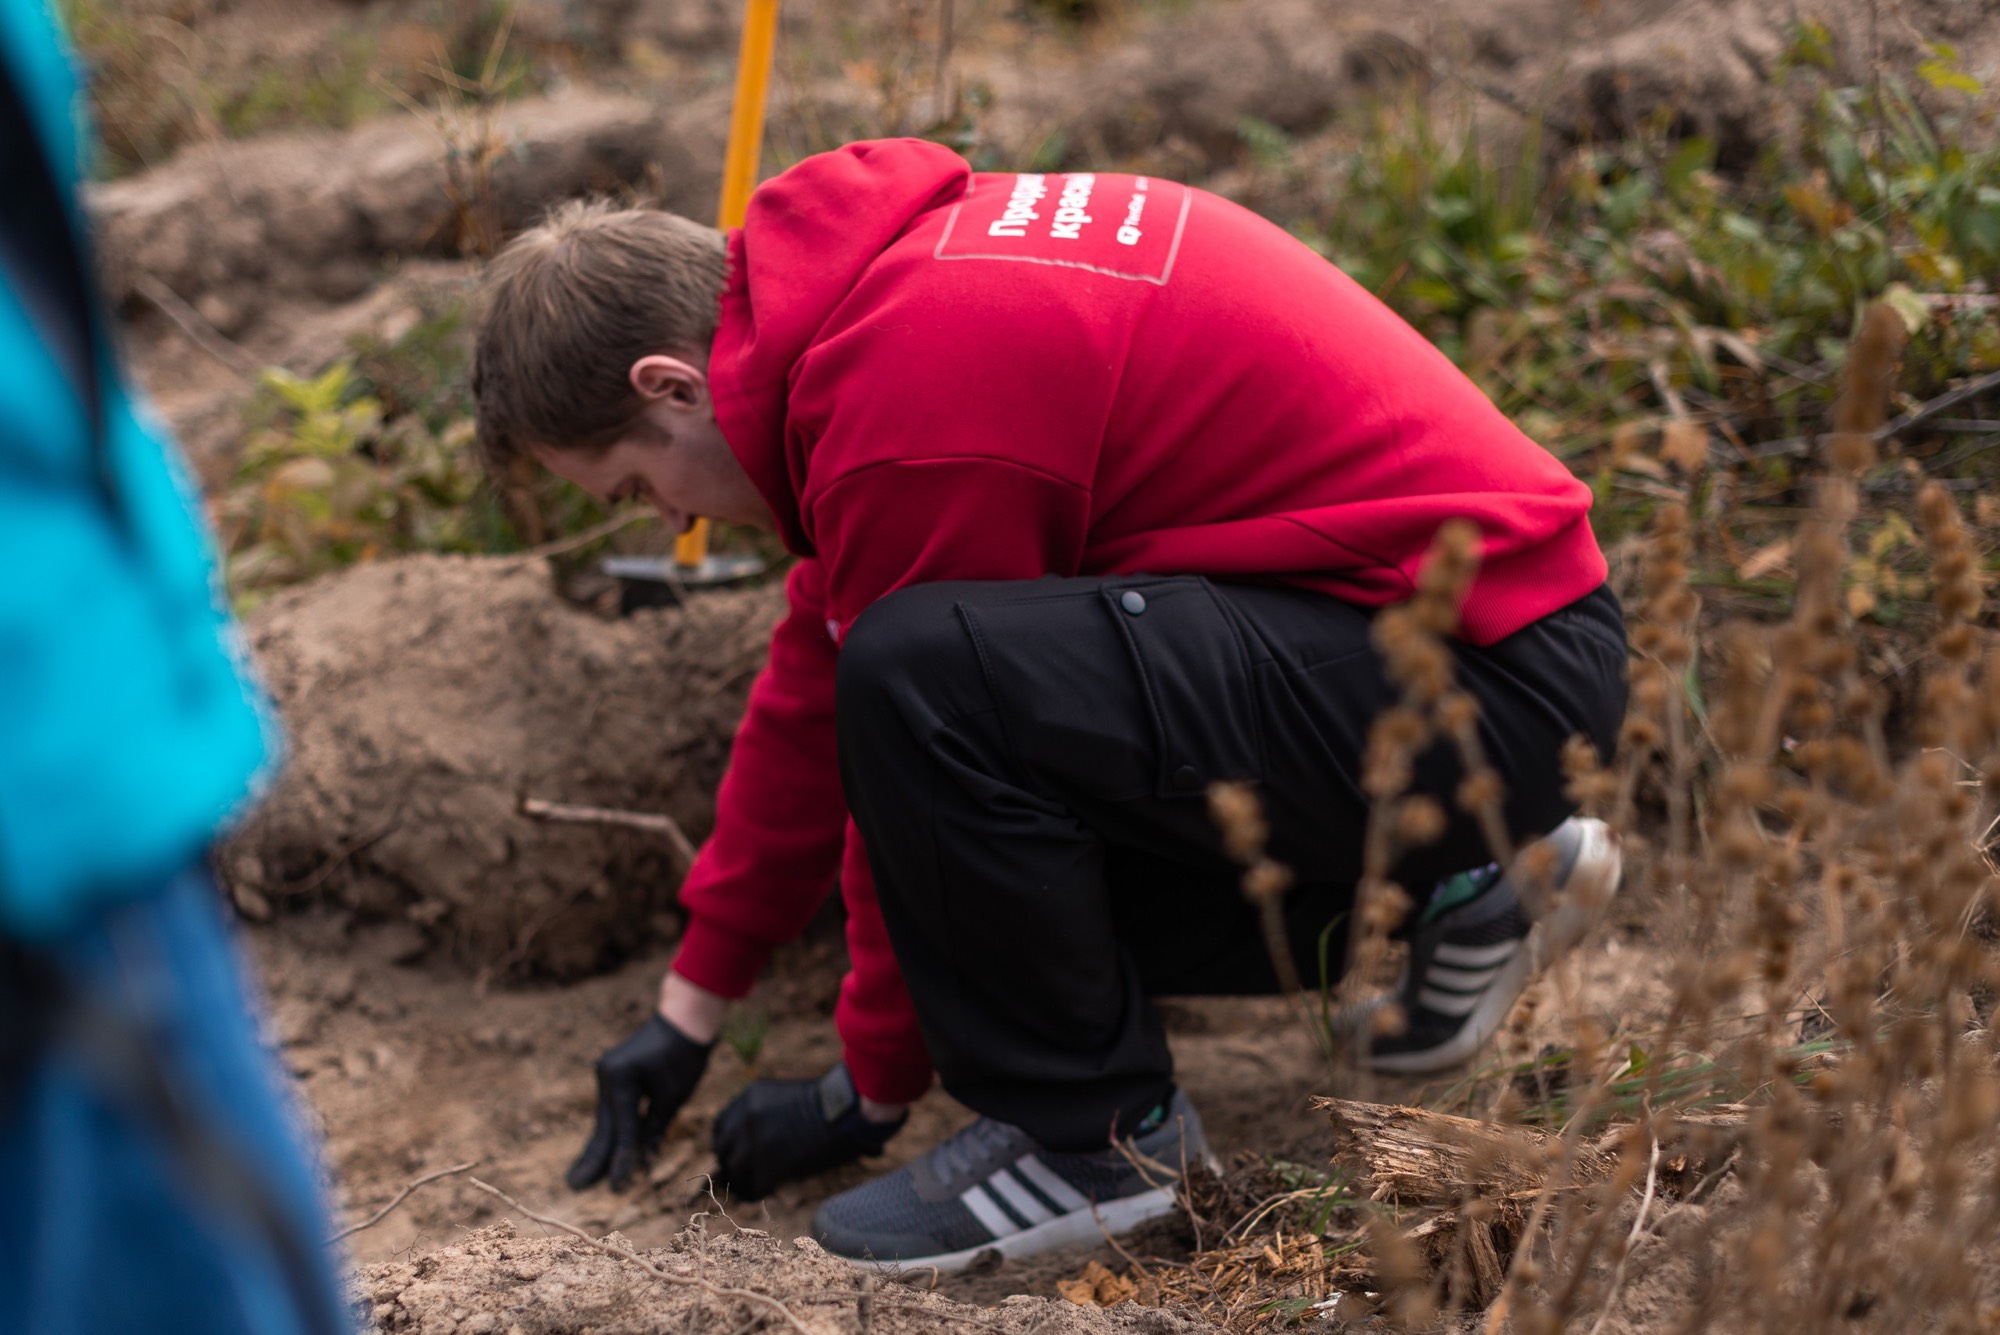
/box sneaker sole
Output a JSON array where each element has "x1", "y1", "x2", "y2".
[
  {"x1": 1367, "y1": 820, "x2": 1623, "y2": 1076},
  {"x1": 829, "y1": 1183, "x2": 1183, "y2": 1276}
]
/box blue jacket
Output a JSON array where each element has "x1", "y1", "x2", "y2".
[{"x1": 0, "y1": 2, "x2": 274, "y2": 937}]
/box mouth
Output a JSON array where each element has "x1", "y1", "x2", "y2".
[{"x1": 613, "y1": 480, "x2": 692, "y2": 535}]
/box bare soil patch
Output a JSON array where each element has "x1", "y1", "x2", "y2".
[
  {"x1": 93, "y1": 88, "x2": 727, "y2": 332},
  {"x1": 266, "y1": 909, "x2": 1351, "y2": 1299},
  {"x1": 227, "y1": 555, "x2": 781, "y2": 978},
  {"x1": 360, "y1": 1219, "x2": 1217, "y2": 1333},
  {"x1": 259, "y1": 806, "x2": 1673, "y2": 1320}
]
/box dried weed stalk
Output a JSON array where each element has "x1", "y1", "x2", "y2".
[
  {"x1": 1161, "y1": 299, "x2": 2000, "y2": 1334},
  {"x1": 1348, "y1": 521, "x2": 1510, "y2": 1030},
  {"x1": 1491, "y1": 297, "x2": 2000, "y2": 1335},
  {"x1": 1209, "y1": 780, "x2": 1301, "y2": 998},
  {"x1": 377, "y1": 12, "x2": 516, "y2": 260}
]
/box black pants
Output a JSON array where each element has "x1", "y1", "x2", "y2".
[{"x1": 835, "y1": 576, "x2": 1628, "y2": 1150}]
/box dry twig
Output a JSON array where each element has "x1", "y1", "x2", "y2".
[
  {"x1": 329, "y1": 1161, "x2": 479, "y2": 1244},
  {"x1": 1585, "y1": 1135, "x2": 1662, "y2": 1335},
  {"x1": 1319, "y1": 1098, "x2": 1616, "y2": 1212},
  {"x1": 133, "y1": 272, "x2": 260, "y2": 378},
  {"x1": 521, "y1": 510, "x2": 654, "y2": 560},
  {"x1": 518, "y1": 796, "x2": 699, "y2": 868},
  {"x1": 1877, "y1": 369, "x2": 2000, "y2": 443}
]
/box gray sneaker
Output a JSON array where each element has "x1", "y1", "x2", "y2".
[
  {"x1": 811, "y1": 1088, "x2": 1207, "y2": 1272},
  {"x1": 1368, "y1": 816, "x2": 1621, "y2": 1074}
]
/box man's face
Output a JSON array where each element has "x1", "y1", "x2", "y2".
[
  {"x1": 538, "y1": 415, "x2": 750, "y2": 537},
  {"x1": 532, "y1": 354, "x2": 773, "y2": 534}
]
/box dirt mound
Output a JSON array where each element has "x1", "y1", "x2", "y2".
[
  {"x1": 1057, "y1": 0, "x2": 2000, "y2": 177},
  {"x1": 101, "y1": 0, "x2": 2000, "y2": 342},
  {"x1": 1065, "y1": 0, "x2": 1372, "y2": 170},
  {"x1": 89, "y1": 88, "x2": 729, "y2": 336},
  {"x1": 1537, "y1": 0, "x2": 2000, "y2": 169},
  {"x1": 224, "y1": 554, "x2": 783, "y2": 978},
  {"x1": 362, "y1": 1220, "x2": 1217, "y2": 1333}
]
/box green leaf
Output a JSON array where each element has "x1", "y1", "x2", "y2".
[
  {"x1": 1783, "y1": 19, "x2": 1836, "y2": 71},
  {"x1": 1257, "y1": 1297, "x2": 1320, "y2": 1321},
  {"x1": 1682, "y1": 658, "x2": 1708, "y2": 727},
  {"x1": 1880, "y1": 283, "x2": 1932, "y2": 335},
  {"x1": 1919, "y1": 44, "x2": 1982, "y2": 97},
  {"x1": 1664, "y1": 137, "x2": 1717, "y2": 200}
]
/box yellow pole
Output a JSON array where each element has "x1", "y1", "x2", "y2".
[{"x1": 676, "y1": 0, "x2": 783, "y2": 571}]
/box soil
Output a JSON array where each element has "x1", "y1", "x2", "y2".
[
  {"x1": 275, "y1": 921, "x2": 1681, "y2": 1332},
  {"x1": 360, "y1": 1220, "x2": 1216, "y2": 1333},
  {"x1": 76, "y1": 0, "x2": 1997, "y2": 1326},
  {"x1": 226, "y1": 555, "x2": 782, "y2": 978},
  {"x1": 254, "y1": 720, "x2": 1677, "y2": 1322},
  {"x1": 269, "y1": 909, "x2": 1349, "y2": 1298}
]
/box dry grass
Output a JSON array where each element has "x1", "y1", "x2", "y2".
[{"x1": 1069, "y1": 300, "x2": 2000, "y2": 1333}]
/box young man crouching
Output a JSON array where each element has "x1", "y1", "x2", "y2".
[{"x1": 472, "y1": 139, "x2": 1627, "y2": 1271}]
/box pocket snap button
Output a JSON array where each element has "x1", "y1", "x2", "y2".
[
  {"x1": 1171, "y1": 764, "x2": 1201, "y2": 791},
  {"x1": 1119, "y1": 590, "x2": 1147, "y2": 615}
]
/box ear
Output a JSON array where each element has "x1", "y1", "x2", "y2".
[{"x1": 629, "y1": 354, "x2": 707, "y2": 407}]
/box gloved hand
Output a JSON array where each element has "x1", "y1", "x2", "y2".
[
  {"x1": 712, "y1": 1063, "x2": 906, "y2": 1201},
  {"x1": 567, "y1": 1014, "x2": 714, "y2": 1192}
]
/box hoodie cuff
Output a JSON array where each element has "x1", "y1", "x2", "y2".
[
  {"x1": 670, "y1": 915, "x2": 775, "y2": 1000},
  {"x1": 843, "y1": 1042, "x2": 936, "y2": 1107}
]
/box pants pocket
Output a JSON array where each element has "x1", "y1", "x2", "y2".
[
  {"x1": 955, "y1": 584, "x2": 1158, "y2": 801},
  {"x1": 1102, "y1": 577, "x2": 1265, "y2": 800}
]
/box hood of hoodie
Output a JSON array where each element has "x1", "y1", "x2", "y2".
[{"x1": 710, "y1": 139, "x2": 972, "y2": 554}]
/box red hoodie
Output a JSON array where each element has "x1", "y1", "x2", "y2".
[{"x1": 671, "y1": 140, "x2": 1608, "y2": 1103}]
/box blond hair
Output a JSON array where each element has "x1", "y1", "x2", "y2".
[{"x1": 472, "y1": 199, "x2": 728, "y2": 473}]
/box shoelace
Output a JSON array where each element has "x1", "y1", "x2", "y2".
[{"x1": 926, "y1": 1116, "x2": 1027, "y2": 1181}]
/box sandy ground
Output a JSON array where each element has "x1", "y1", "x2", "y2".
[{"x1": 257, "y1": 880, "x2": 1675, "y2": 1317}]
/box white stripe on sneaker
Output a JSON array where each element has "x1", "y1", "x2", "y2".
[
  {"x1": 959, "y1": 1184, "x2": 1021, "y2": 1238},
  {"x1": 833, "y1": 1184, "x2": 1181, "y2": 1276},
  {"x1": 1014, "y1": 1155, "x2": 1091, "y2": 1213},
  {"x1": 1424, "y1": 960, "x2": 1512, "y2": 991},
  {"x1": 1433, "y1": 940, "x2": 1520, "y2": 970},
  {"x1": 986, "y1": 1168, "x2": 1056, "y2": 1226},
  {"x1": 1417, "y1": 985, "x2": 1484, "y2": 1017}
]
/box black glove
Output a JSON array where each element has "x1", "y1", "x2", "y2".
[
  {"x1": 567, "y1": 1014, "x2": 714, "y2": 1192},
  {"x1": 712, "y1": 1063, "x2": 906, "y2": 1201}
]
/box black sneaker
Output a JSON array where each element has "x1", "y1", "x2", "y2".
[
  {"x1": 811, "y1": 1089, "x2": 1207, "y2": 1272},
  {"x1": 1369, "y1": 816, "x2": 1620, "y2": 1074}
]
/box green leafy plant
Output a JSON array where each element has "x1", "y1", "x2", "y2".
[
  {"x1": 216, "y1": 299, "x2": 616, "y2": 608},
  {"x1": 218, "y1": 360, "x2": 476, "y2": 605},
  {"x1": 1245, "y1": 45, "x2": 1998, "y2": 578}
]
